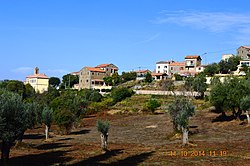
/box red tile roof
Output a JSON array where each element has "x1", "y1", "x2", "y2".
[
  {"x1": 26, "y1": 73, "x2": 49, "y2": 79},
  {"x1": 185, "y1": 55, "x2": 201, "y2": 59},
  {"x1": 151, "y1": 73, "x2": 167, "y2": 76},
  {"x1": 169, "y1": 62, "x2": 185, "y2": 66},
  {"x1": 242, "y1": 46, "x2": 250, "y2": 49},
  {"x1": 134, "y1": 70, "x2": 151, "y2": 73},
  {"x1": 96, "y1": 64, "x2": 110, "y2": 68},
  {"x1": 85, "y1": 67, "x2": 105, "y2": 72}
]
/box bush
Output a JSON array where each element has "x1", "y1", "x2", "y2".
[
  {"x1": 97, "y1": 120, "x2": 110, "y2": 134},
  {"x1": 110, "y1": 87, "x2": 134, "y2": 103},
  {"x1": 143, "y1": 99, "x2": 161, "y2": 113},
  {"x1": 54, "y1": 109, "x2": 75, "y2": 134}
]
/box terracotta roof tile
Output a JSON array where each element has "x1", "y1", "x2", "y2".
[
  {"x1": 96, "y1": 64, "x2": 110, "y2": 67},
  {"x1": 151, "y1": 73, "x2": 167, "y2": 76},
  {"x1": 26, "y1": 74, "x2": 49, "y2": 79},
  {"x1": 134, "y1": 70, "x2": 151, "y2": 73},
  {"x1": 185, "y1": 55, "x2": 201, "y2": 59},
  {"x1": 86, "y1": 67, "x2": 105, "y2": 72},
  {"x1": 169, "y1": 62, "x2": 185, "y2": 66}
]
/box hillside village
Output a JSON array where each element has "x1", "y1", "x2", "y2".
[
  {"x1": 1, "y1": 46, "x2": 250, "y2": 166},
  {"x1": 22, "y1": 45, "x2": 250, "y2": 93}
]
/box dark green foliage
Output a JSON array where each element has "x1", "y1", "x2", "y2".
[
  {"x1": 34, "y1": 86, "x2": 60, "y2": 106},
  {"x1": 103, "y1": 76, "x2": 113, "y2": 86},
  {"x1": 24, "y1": 84, "x2": 36, "y2": 101},
  {"x1": 218, "y1": 56, "x2": 241, "y2": 74},
  {"x1": 192, "y1": 73, "x2": 207, "y2": 98},
  {"x1": 97, "y1": 120, "x2": 110, "y2": 134},
  {"x1": 145, "y1": 72, "x2": 153, "y2": 83},
  {"x1": 174, "y1": 74, "x2": 183, "y2": 81},
  {"x1": 144, "y1": 99, "x2": 161, "y2": 113},
  {"x1": 103, "y1": 73, "x2": 121, "y2": 86},
  {"x1": 210, "y1": 77, "x2": 250, "y2": 117},
  {"x1": 110, "y1": 87, "x2": 134, "y2": 103},
  {"x1": 42, "y1": 107, "x2": 53, "y2": 127},
  {"x1": 184, "y1": 77, "x2": 194, "y2": 91},
  {"x1": 204, "y1": 63, "x2": 220, "y2": 76},
  {"x1": 49, "y1": 77, "x2": 61, "y2": 87},
  {"x1": 0, "y1": 90, "x2": 27, "y2": 141},
  {"x1": 0, "y1": 90, "x2": 29, "y2": 162},
  {"x1": 62, "y1": 74, "x2": 79, "y2": 88},
  {"x1": 121, "y1": 72, "x2": 137, "y2": 82},
  {"x1": 24, "y1": 102, "x2": 43, "y2": 129},
  {"x1": 240, "y1": 96, "x2": 250, "y2": 111},
  {"x1": 0, "y1": 80, "x2": 36, "y2": 101},
  {"x1": 54, "y1": 109, "x2": 75, "y2": 134},
  {"x1": 210, "y1": 77, "x2": 221, "y2": 87},
  {"x1": 89, "y1": 90, "x2": 102, "y2": 102},
  {"x1": 168, "y1": 97, "x2": 195, "y2": 131}
]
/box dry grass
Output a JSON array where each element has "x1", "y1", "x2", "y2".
[{"x1": 4, "y1": 107, "x2": 250, "y2": 165}]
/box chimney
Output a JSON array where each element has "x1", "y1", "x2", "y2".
[{"x1": 34, "y1": 67, "x2": 39, "y2": 75}]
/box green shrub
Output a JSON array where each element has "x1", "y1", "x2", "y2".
[
  {"x1": 143, "y1": 99, "x2": 161, "y2": 113},
  {"x1": 54, "y1": 109, "x2": 75, "y2": 134},
  {"x1": 110, "y1": 87, "x2": 134, "y2": 103},
  {"x1": 97, "y1": 120, "x2": 110, "y2": 134}
]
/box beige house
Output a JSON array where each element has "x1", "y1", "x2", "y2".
[
  {"x1": 25, "y1": 67, "x2": 49, "y2": 93},
  {"x1": 169, "y1": 62, "x2": 185, "y2": 76},
  {"x1": 79, "y1": 63, "x2": 118, "y2": 91},
  {"x1": 134, "y1": 69, "x2": 151, "y2": 80},
  {"x1": 185, "y1": 55, "x2": 202, "y2": 72},
  {"x1": 222, "y1": 54, "x2": 234, "y2": 61},
  {"x1": 237, "y1": 46, "x2": 250, "y2": 60}
]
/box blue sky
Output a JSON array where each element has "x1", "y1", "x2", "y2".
[{"x1": 1, "y1": 0, "x2": 250, "y2": 80}]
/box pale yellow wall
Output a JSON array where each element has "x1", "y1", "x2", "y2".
[{"x1": 25, "y1": 77, "x2": 49, "y2": 93}]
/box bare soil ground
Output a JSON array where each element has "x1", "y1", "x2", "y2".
[{"x1": 5, "y1": 108, "x2": 250, "y2": 166}]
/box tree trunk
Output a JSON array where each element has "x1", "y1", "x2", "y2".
[
  {"x1": 182, "y1": 128, "x2": 189, "y2": 145},
  {"x1": 45, "y1": 125, "x2": 50, "y2": 140},
  {"x1": 1, "y1": 141, "x2": 11, "y2": 166},
  {"x1": 100, "y1": 133, "x2": 108, "y2": 150},
  {"x1": 15, "y1": 131, "x2": 25, "y2": 145},
  {"x1": 246, "y1": 111, "x2": 250, "y2": 124}
]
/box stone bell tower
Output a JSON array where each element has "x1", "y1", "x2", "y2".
[{"x1": 34, "y1": 67, "x2": 39, "y2": 75}]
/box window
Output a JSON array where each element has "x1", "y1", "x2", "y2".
[
  {"x1": 158, "y1": 66, "x2": 160, "y2": 69},
  {"x1": 92, "y1": 72, "x2": 94, "y2": 75},
  {"x1": 171, "y1": 67, "x2": 173, "y2": 70},
  {"x1": 164, "y1": 66, "x2": 167, "y2": 68},
  {"x1": 29, "y1": 79, "x2": 36, "y2": 84}
]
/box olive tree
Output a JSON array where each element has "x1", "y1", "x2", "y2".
[
  {"x1": 42, "y1": 107, "x2": 53, "y2": 140},
  {"x1": 240, "y1": 96, "x2": 250, "y2": 123},
  {"x1": 16, "y1": 102, "x2": 42, "y2": 144},
  {"x1": 97, "y1": 120, "x2": 110, "y2": 150},
  {"x1": 0, "y1": 90, "x2": 27, "y2": 165},
  {"x1": 168, "y1": 97, "x2": 195, "y2": 145}
]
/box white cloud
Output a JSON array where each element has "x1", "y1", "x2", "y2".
[
  {"x1": 153, "y1": 10, "x2": 250, "y2": 33},
  {"x1": 12, "y1": 67, "x2": 33, "y2": 74},
  {"x1": 44, "y1": 69, "x2": 70, "y2": 78},
  {"x1": 134, "y1": 33, "x2": 161, "y2": 45}
]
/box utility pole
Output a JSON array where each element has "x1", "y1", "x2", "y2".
[{"x1": 69, "y1": 75, "x2": 71, "y2": 89}]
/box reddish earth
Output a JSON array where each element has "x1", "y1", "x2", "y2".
[{"x1": 4, "y1": 109, "x2": 250, "y2": 166}]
